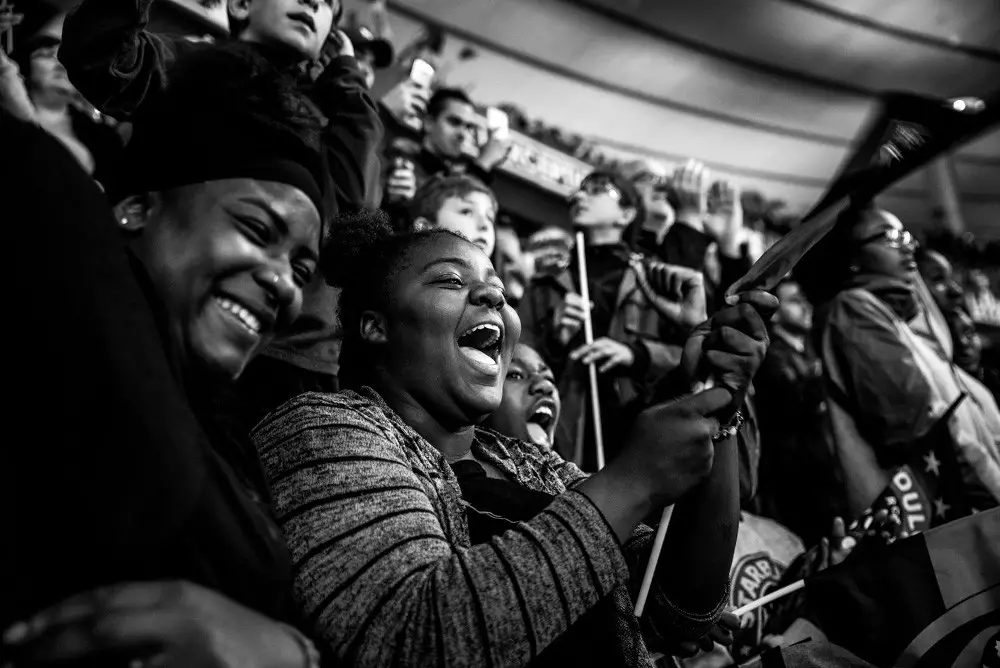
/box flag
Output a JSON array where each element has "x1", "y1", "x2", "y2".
[
  {"x1": 727, "y1": 88, "x2": 1000, "y2": 298},
  {"x1": 861, "y1": 394, "x2": 972, "y2": 536},
  {"x1": 802, "y1": 509, "x2": 1000, "y2": 667}
]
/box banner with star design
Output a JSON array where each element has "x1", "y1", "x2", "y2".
[
  {"x1": 802, "y1": 509, "x2": 1000, "y2": 668},
  {"x1": 861, "y1": 393, "x2": 973, "y2": 536}
]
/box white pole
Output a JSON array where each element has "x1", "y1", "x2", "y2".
[
  {"x1": 575, "y1": 231, "x2": 605, "y2": 471},
  {"x1": 731, "y1": 579, "x2": 805, "y2": 618},
  {"x1": 633, "y1": 505, "x2": 673, "y2": 616}
]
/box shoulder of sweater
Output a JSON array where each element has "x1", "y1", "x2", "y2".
[
  {"x1": 474, "y1": 426, "x2": 537, "y2": 462},
  {"x1": 251, "y1": 389, "x2": 398, "y2": 444}
]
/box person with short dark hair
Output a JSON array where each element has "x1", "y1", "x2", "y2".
[{"x1": 381, "y1": 86, "x2": 511, "y2": 219}]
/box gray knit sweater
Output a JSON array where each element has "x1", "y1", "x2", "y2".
[{"x1": 253, "y1": 387, "x2": 725, "y2": 667}]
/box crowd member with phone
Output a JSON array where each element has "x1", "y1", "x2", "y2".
[{"x1": 381, "y1": 85, "x2": 512, "y2": 222}]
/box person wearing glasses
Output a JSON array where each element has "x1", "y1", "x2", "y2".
[
  {"x1": 517, "y1": 169, "x2": 708, "y2": 469},
  {"x1": 799, "y1": 204, "x2": 1000, "y2": 521}
]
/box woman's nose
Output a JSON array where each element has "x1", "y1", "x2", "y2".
[
  {"x1": 470, "y1": 282, "x2": 505, "y2": 310},
  {"x1": 258, "y1": 267, "x2": 300, "y2": 320},
  {"x1": 530, "y1": 375, "x2": 556, "y2": 397}
]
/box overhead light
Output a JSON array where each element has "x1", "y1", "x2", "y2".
[{"x1": 949, "y1": 97, "x2": 985, "y2": 113}]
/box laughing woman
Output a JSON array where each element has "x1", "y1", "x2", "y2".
[
  {"x1": 3, "y1": 45, "x2": 332, "y2": 667},
  {"x1": 253, "y1": 215, "x2": 775, "y2": 667}
]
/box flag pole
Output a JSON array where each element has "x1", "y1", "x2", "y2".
[
  {"x1": 731, "y1": 579, "x2": 805, "y2": 617},
  {"x1": 575, "y1": 230, "x2": 605, "y2": 471}
]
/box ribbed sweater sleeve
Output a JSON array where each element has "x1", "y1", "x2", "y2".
[{"x1": 254, "y1": 393, "x2": 629, "y2": 667}]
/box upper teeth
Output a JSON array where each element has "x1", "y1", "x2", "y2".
[
  {"x1": 533, "y1": 406, "x2": 553, "y2": 418},
  {"x1": 463, "y1": 323, "x2": 501, "y2": 346},
  {"x1": 217, "y1": 297, "x2": 261, "y2": 334}
]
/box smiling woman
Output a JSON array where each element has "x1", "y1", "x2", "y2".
[
  {"x1": 252, "y1": 213, "x2": 778, "y2": 666},
  {"x1": 3, "y1": 43, "x2": 332, "y2": 668}
]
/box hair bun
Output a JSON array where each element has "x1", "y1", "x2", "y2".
[{"x1": 321, "y1": 210, "x2": 396, "y2": 287}]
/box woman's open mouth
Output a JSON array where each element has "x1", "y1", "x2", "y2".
[
  {"x1": 457, "y1": 322, "x2": 503, "y2": 375},
  {"x1": 525, "y1": 400, "x2": 556, "y2": 446},
  {"x1": 527, "y1": 402, "x2": 555, "y2": 431}
]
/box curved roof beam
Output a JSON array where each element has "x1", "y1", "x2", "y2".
[
  {"x1": 388, "y1": 1, "x2": 1000, "y2": 168},
  {"x1": 776, "y1": 0, "x2": 1000, "y2": 62}
]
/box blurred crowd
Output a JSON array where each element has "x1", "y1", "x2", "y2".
[{"x1": 1, "y1": 1, "x2": 998, "y2": 667}]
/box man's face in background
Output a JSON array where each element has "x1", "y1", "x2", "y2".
[{"x1": 426, "y1": 98, "x2": 478, "y2": 158}]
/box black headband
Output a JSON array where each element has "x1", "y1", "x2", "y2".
[{"x1": 112, "y1": 43, "x2": 331, "y2": 219}]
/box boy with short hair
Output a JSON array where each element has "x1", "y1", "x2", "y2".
[
  {"x1": 61, "y1": 0, "x2": 380, "y2": 214},
  {"x1": 409, "y1": 173, "x2": 498, "y2": 257}
]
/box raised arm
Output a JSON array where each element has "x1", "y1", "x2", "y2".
[
  {"x1": 254, "y1": 395, "x2": 629, "y2": 668},
  {"x1": 307, "y1": 40, "x2": 384, "y2": 213},
  {"x1": 61, "y1": 0, "x2": 190, "y2": 118}
]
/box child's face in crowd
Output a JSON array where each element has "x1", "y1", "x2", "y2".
[
  {"x1": 373, "y1": 234, "x2": 520, "y2": 422},
  {"x1": 426, "y1": 99, "x2": 478, "y2": 158},
  {"x1": 485, "y1": 344, "x2": 560, "y2": 449},
  {"x1": 569, "y1": 179, "x2": 632, "y2": 231},
  {"x1": 236, "y1": 0, "x2": 337, "y2": 61},
  {"x1": 29, "y1": 43, "x2": 74, "y2": 99},
  {"x1": 432, "y1": 193, "x2": 497, "y2": 257},
  {"x1": 129, "y1": 178, "x2": 321, "y2": 380},
  {"x1": 775, "y1": 281, "x2": 813, "y2": 334}
]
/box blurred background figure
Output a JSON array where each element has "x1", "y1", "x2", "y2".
[
  {"x1": 9, "y1": 14, "x2": 123, "y2": 187},
  {"x1": 754, "y1": 278, "x2": 848, "y2": 546},
  {"x1": 800, "y1": 205, "x2": 1000, "y2": 518},
  {"x1": 494, "y1": 223, "x2": 529, "y2": 307},
  {"x1": 344, "y1": 25, "x2": 392, "y2": 90},
  {"x1": 620, "y1": 157, "x2": 679, "y2": 256}
]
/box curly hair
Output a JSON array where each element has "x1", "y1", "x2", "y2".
[{"x1": 322, "y1": 211, "x2": 464, "y2": 389}]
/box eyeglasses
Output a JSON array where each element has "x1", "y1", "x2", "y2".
[
  {"x1": 576, "y1": 175, "x2": 622, "y2": 201},
  {"x1": 857, "y1": 227, "x2": 918, "y2": 251}
]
